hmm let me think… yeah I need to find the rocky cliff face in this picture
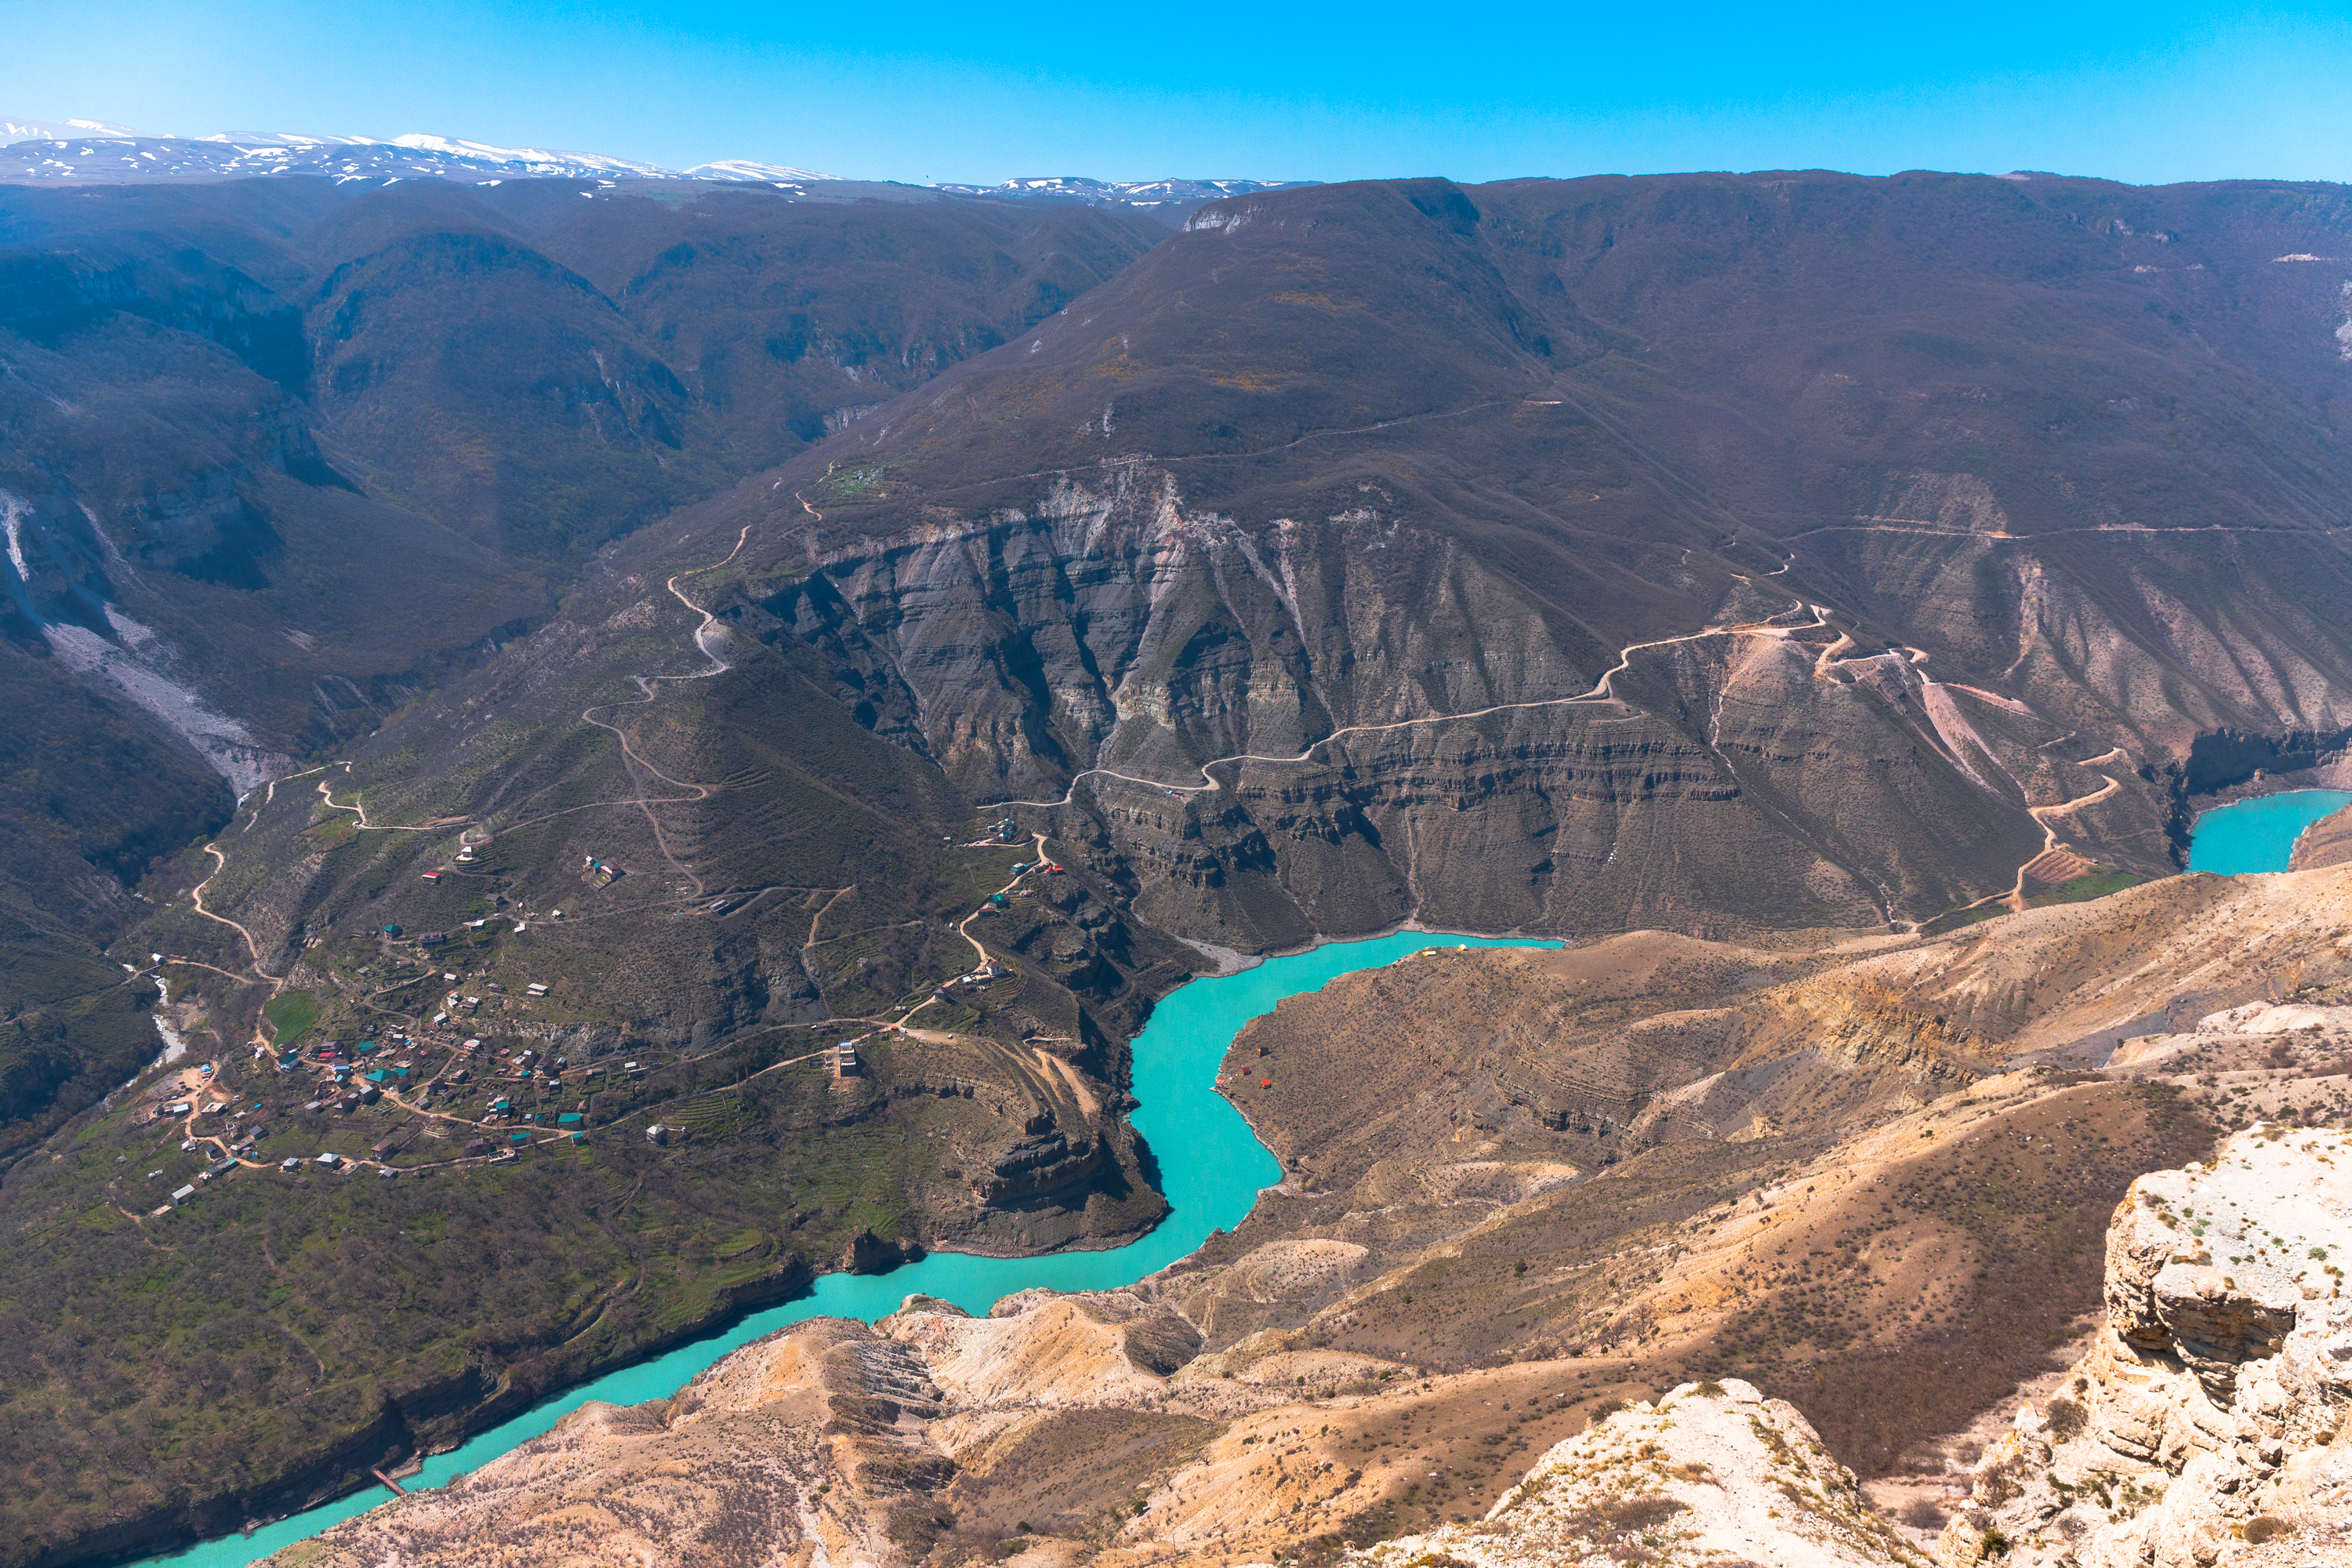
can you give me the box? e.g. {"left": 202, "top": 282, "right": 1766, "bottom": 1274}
{"left": 2289, "top": 804, "right": 2352, "bottom": 873}
{"left": 727, "top": 474, "right": 2209, "bottom": 946}
{"left": 639, "top": 169, "right": 2352, "bottom": 947}
{"left": 1938, "top": 1128, "right": 2352, "bottom": 1568}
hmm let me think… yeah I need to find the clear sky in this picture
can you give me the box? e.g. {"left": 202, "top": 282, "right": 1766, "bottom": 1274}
{"left": 4, "top": 1, "right": 2347, "bottom": 187}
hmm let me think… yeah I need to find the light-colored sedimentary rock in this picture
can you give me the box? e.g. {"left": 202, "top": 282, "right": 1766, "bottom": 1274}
{"left": 266, "top": 1316, "right": 950, "bottom": 1568}
{"left": 2289, "top": 804, "right": 2352, "bottom": 873}
{"left": 1348, "top": 1378, "right": 1926, "bottom": 1568}
{"left": 264, "top": 1289, "right": 1247, "bottom": 1568}
{"left": 1937, "top": 1127, "right": 2352, "bottom": 1568}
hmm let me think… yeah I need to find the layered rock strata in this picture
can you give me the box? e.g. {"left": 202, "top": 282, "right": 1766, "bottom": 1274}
{"left": 1938, "top": 1127, "right": 2352, "bottom": 1568}
{"left": 2289, "top": 804, "right": 2352, "bottom": 873}
{"left": 266, "top": 1289, "right": 1241, "bottom": 1568}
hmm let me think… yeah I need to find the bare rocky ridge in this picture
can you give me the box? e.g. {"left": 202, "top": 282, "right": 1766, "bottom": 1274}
{"left": 262, "top": 1127, "right": 2352, "bottom": 1568}
{"left": 1352, "top": 1379, "right": 1927, "bottom": 1568}
{"left": 1936, "top": 1127, "right": 2352, "bottom": 1568}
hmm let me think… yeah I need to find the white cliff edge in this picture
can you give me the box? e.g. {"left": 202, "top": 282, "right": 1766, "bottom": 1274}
{"left": 1938, "top": 1127, "right": 2352, "bottom": 1567}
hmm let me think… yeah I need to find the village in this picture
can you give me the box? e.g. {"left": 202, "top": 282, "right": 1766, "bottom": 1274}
{"left": 118, "top": 822, "right": 1065, "bottom": 1219}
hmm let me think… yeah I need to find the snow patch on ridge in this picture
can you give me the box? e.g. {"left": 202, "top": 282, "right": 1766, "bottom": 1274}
{"left": 42, "top": 622, "right": 296, "bottom": 793}
{"left": 390, "top": 132, "right": 673, "bottom": 180}
{"left": 684, "top": 159, "right": 840, "bottom": 183}
{"left": 1, "top": 488, "right": 29, "bottom": 579}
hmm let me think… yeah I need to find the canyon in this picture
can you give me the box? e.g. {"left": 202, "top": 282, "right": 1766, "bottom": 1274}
{"left": 13, "top": 166, "right": 2352, "bottom": 1566}
{"left": 263, "top": 864, "right": 2352, "bottom": 1568}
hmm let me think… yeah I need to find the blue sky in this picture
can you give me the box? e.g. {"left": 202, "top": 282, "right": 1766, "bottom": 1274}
{"left": 5, "top": 2, "right": 2348, "bottom": 186}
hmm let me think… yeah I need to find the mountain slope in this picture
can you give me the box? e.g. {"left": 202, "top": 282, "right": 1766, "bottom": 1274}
{"left": 19, "top": 167, "right": 2352, "bottom": 1568}
{"left": 526, "top": 172, "right": 2352, "bottom": 949}
{"left": 0, "top": 176, "right": 1163, "bottom": 1149}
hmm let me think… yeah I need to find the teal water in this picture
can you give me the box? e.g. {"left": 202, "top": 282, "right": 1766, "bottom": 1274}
{"left": 2187, "top": 789, "right": 2352, "bottom": 876}
{"left": 139, "top": 929, "right": 1558, "bottom": 1567}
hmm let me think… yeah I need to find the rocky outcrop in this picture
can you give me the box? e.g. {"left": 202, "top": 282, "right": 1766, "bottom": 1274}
{"left": 840, "top": 1228, "right": 923, "bottom": 1274}
{"left": 263, "top": 1288, "right": 1223, "bottom": 1568}
{"left": 881, "top": 1287, "right": 1203, "bottom": 1406}
{"left": 2289, "top": 804, "right": 2352, "bottom": 872}
{"left": 1349, "top": 1378, "right": 1926, "bottom": 1568}
{"left": 267, "top": 1316, "right": 956, "bottom": 1568}
{"left": 741, "top": 492, "right": 2049, "bottom": 941}
{"left": 1937, "top": 1128, "right": 2352, "bottom": 1567}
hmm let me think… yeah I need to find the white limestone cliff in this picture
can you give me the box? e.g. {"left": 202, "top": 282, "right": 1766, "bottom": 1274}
{"left": 1938, "top": 1127, "right": 2352, "bottom": 1567}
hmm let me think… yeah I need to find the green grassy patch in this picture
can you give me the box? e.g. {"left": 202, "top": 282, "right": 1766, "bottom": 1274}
{"left": 2027, "top": 868, "right": 2143, "bottom": 909}
{"left": 1918, "top": 867, "right": 2140, "bottom": 936}
{"left": 263, "top": 990, "right": 321, "bottom": 1043}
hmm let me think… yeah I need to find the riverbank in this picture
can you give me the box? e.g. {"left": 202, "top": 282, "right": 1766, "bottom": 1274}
{"left": 126, "top": 930, "right": 1559, "bottom": 1568}
{"left": 2186, "top": 788, "right": 2352, "bottom": 875}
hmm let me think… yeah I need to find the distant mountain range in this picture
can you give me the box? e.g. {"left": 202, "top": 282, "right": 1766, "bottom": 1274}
{"left": 0, "top": 114, "right": 1307, "bottom": 221}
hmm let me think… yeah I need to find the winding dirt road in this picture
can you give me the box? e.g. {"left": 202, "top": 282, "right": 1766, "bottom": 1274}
{"left": 575, "top": 522, "right": 756, "bottom": 895}
{"left": 981, "top": 608, "right": 1834, "bottom": 811}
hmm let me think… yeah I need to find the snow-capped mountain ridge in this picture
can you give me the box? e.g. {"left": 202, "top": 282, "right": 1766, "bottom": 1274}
{"left": 0, "top": 113, "right": 1298, "bottom": 216}
{"left": 0, "top": 114, "right": 821, "bottom": 183}
{"left": 683, "top": 158, "right": 841, "bottom": 184}
{"left": 1, "top": 116, "right": 143, "bottom": 141}
{"left": 936, "top": 175, "right": 1308, "bottom": 210}
{"left": 389, "top": 132, "right": 680, "bottom": 180}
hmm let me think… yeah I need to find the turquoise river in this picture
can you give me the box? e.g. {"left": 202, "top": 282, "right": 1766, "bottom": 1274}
{"left": 140, "top": 929, "right": 1559, "bottom": 1567}
{"left": 2186, "top": 789, "right": 2352, "bottom": 876}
